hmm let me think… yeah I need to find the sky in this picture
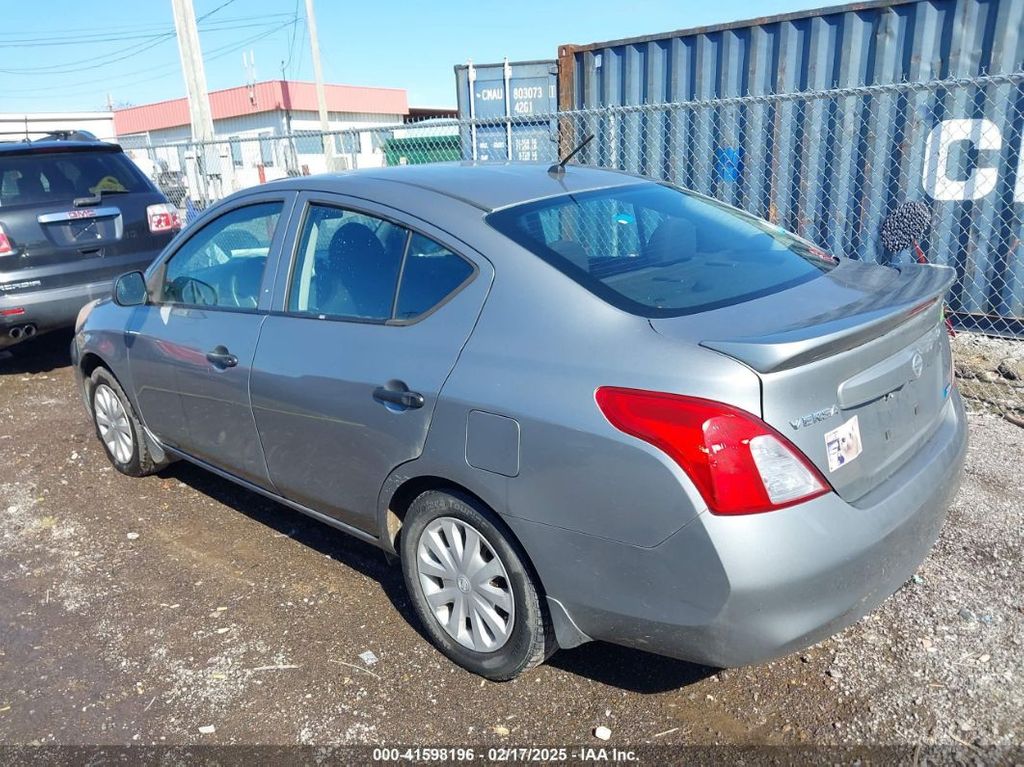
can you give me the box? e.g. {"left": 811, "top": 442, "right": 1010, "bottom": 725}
{"left": 1, "top": 0, "right": 830, "bottom": 113}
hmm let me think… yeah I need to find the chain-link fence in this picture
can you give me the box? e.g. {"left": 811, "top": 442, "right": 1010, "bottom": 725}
{"left": 125, "top": 72, "right": 1024, "bottom": 421}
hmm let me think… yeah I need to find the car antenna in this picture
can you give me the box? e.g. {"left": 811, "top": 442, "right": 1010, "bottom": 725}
{"left": 547, "top": 133, "right": 594, "bottom": 177}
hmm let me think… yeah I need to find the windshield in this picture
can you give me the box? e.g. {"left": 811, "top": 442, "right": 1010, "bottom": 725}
{"left": 0, "top": 150, "right": 150, "bottom": 208}
{"left": 486, "top": 183, "right": 836, "bottom": 317}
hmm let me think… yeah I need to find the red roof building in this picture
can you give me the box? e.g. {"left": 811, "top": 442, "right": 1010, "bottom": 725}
{"left": 114, "top": 80, "right": 409, "bottom": 136}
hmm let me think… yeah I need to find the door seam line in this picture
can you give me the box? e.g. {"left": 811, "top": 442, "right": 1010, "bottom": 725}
{"left": 248, "top": 312, "right": 280, "bottom": 495}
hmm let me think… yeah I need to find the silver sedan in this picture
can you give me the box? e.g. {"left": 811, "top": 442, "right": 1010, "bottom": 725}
{"left": 72, "top": 163, "right": 967, "bottom": 680}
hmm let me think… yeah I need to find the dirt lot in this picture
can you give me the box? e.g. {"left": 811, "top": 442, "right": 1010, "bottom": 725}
{"left": 952, "top": 332, "right": 1024, "bottom": 423}
{"left": 1, "top": 331, "right": 1022, "bottom": 756}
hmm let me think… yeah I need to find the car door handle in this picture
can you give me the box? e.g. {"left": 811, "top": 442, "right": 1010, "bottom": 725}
{"left": 373, "top": 382, "right": 424, "bottom": 410}
{"left": 205, "top": 345, "right": 238, "bottom": 369}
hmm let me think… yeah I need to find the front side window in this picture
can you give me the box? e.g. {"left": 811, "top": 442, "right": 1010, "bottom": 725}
{"left": 486, "top": 184, "right": 836, "bottom": 317}
{"left": 161, "top": 202, "right": 281, "bottom": 309}
{"left": 288, "top": 204, "right": 406, "bottom": 321}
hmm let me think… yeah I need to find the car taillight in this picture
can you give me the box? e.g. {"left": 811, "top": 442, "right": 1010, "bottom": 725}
{"left": 595, "top": 387, "right": 830, "bottom": 515}
{"left": 0, "top": 223, "right": 15, "bottom": 256}
{"left": 147, "top": 203, "right": 181, "bottom": 234}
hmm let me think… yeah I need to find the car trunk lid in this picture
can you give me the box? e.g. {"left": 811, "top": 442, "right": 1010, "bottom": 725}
{"left": 651, "top": 260, "right": 956, "bottom": 502}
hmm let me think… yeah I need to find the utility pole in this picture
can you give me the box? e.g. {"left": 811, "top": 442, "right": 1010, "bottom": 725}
{"left": 304, "top": 0, "right": 335, "bottom": 167}
{"left": 281, "top": 58, "right": 298, "bottom": 174}
{"left": 170, "top": 0, "right": 217, "bottom": 201}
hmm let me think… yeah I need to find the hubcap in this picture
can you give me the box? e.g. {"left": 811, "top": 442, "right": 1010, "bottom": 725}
{"left": 93, "top": 384, "right": 133, "bottom": 465}
{"left": 416, "top": 516, "right": 515, "bottom": 653}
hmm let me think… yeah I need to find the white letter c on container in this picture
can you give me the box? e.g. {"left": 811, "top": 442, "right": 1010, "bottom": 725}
{"left": 923, "top": 118, "right": 1002, "bottom": 201}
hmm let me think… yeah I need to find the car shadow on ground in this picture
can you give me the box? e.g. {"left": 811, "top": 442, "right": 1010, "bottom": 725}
{"left": 163, "top": 459, "right": 715, "bottom": 694}
{"left": 0, "top": 330, "right": 73, "bottom": 375}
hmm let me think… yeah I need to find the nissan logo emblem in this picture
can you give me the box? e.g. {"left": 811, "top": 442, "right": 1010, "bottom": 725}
{"left": 911, "top": 351, "right": 924, "bottom": 379}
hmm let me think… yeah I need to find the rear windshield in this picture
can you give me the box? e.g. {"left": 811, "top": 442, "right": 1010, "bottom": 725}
{"left": 486, "top": 184, "right": 836, "bottom": 317}
{"left": 0, "top": 150, "right": 149, "bottom": 208}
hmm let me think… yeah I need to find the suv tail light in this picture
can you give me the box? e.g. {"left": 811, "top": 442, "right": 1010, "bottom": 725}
{"left": 0, "top": 223, "right": 14, "bottom": 256}
{"left": 595, "top": 387, "right": 830, "bottom": 515}
{"left": 147, "top": 203, "right": 181, "bottom": 234}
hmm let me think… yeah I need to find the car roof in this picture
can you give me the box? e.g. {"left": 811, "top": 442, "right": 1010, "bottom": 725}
{"left": 268, "top": 162, "right": 650, "bottom": 212}
{"left": 0, "top": 139, "right": 122, "bottom": 155}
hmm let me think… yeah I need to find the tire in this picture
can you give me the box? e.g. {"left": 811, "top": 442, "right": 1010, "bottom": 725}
{"left": 400, "top": 490, "right": 554, "bottom": 681}
{"left": 89, "top": 367, "right": 159, "bottom": 477}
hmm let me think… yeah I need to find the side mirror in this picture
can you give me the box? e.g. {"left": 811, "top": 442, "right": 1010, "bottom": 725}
{"left": 113, "top": 271, "right": 148, "bottom": 307}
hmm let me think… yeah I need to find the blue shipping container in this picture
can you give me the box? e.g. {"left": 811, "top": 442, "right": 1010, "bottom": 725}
{"left": 557, "top": 0, "right": 1024, "bottom": 335}
{"left": 455, "top": 60, "right": 559, "bottom": 162}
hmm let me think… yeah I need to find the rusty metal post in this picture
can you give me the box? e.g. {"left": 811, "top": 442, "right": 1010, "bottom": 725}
{"left": 557, "top": 45, "right": 578, "bottom": 160}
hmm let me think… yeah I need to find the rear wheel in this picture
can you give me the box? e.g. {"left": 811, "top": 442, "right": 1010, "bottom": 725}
{"left": 89, "top": 367, "right": 159, "bottom": 477}
{"left": 400, "top": 490, "right": 554, "bottom": 680}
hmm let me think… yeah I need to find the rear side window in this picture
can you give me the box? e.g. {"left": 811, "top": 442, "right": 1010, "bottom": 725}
{"left": 288, "top": 204, "right": 406, "bottom": 321}
{"left": 0, "top": 151, "right": 149, "bottom": 208}
{"left": 288, "top": 204, "right": 475, "bottom": 323}
{"left": 395, "top": 234, "right": 474, "bottom": 320}
{"left": 486, "top": 184, "right": 836, "bottom": 317}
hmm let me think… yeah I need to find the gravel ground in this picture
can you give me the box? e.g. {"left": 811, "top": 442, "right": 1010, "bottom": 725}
{"left": 953, "top": 332, "right": 1024, "bottom": 421}
{"left": 0, "top": 331, "right": 1022, "bottom": 757}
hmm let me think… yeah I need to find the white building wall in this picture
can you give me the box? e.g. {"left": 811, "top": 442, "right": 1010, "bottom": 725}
{"left": 286, "top": 110, "right": 403, "bottom": 174}
{"left": 123, "top": 109, "right": 404, "bottom": 197}
{"left": 0, "top": 112, "right": 117, "bottom": 142}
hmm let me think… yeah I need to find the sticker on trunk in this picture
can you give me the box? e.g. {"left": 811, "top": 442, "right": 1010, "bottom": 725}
{"left": 824, "top": 415, "right": 862, "bottom": 472}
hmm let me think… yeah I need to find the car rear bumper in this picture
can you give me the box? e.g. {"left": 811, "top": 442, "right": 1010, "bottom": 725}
{"left": 0, "top": 279, "right": 113, "bottom": 349}
{"left": 508, "top": 390, "right": 968, "bottom": 667}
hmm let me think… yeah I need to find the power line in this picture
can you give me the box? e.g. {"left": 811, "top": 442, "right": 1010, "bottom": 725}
{"left": 3, "top": 19, "right": 300, "bottom": 101}
{"left": 0, "top": 12, "right": 257, "bottom": 36}
{"left": 281, "top": 0, "right": 303, "bottom": 78}
{"left": 2, "top": 1, "right": 297, "bottom": 105}
{"left": 0, "top": 31, "right": 172, "bottom": 48}
{"left": 0, "top": 21, "right": 293, "bottom": 75}
{"left": 0, "top": 13, "right": 291, "bottom": 47}
{"left": 0, "top": 34, "right": 172, "bottom": 73}
{"left": 197, "top": 0, "right": 238, "bottom": 21}
{"left": 294, "top": 11, "right": 309, "bottom": 81}
{"left": 0, "top": 35, "right": 176, "bottom": 75}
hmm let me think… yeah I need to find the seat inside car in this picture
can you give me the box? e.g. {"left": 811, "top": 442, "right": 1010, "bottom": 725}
{"left": 548, "top": 239, "right": 591, "bottom": 271}
{"left": 216, "top": 230, "right": 264, "bottom": 308}
{"left": 645, "top": 216, "right": 697, "bottom": 263}
{"left": 15, "top": 169, "right": 46, "bottom": 203}
{"left": 315, "top": 222, "right": 397, "bottom": 318}
{"left": 45, "top": 170, "right": 76, "bottom": 197}
{"left": 394, "top": 248, "right": 472, "bottom": 319}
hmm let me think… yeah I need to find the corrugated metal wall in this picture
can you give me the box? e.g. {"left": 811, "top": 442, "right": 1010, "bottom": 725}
{"left": 560, "top": 0, "right": 1023, "bottom": 107}
{"left": 557, "top": 0, "right": 1024, "bottom": 333}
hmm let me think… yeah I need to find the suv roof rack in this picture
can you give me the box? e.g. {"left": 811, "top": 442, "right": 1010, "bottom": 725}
{"left": 0, "top": 129, "right": 102, "bottom": 144}
{"left": 33, "top": 130, "right": 100, "bottom": 142}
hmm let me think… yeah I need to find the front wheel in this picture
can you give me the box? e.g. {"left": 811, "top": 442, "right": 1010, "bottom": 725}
{"left": 400, "top": 490, "right": 554, "bottom": 680}
{"left": 89, "top": 367, "right": 159, "bottom": 477}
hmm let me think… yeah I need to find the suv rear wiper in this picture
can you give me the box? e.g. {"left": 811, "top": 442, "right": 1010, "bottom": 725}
{"left": 74, "top": 189, "right": 131, "bottom": 207}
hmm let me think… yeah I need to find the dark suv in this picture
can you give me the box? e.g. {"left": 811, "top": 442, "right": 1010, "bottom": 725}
{"left": 0, "top": 134, "right": 180, "bottom": 350}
